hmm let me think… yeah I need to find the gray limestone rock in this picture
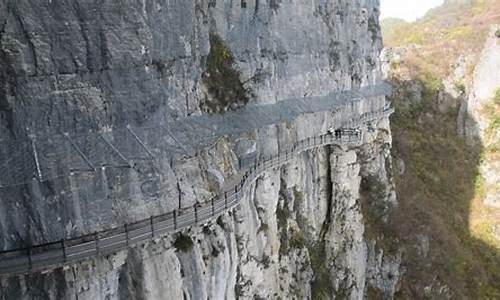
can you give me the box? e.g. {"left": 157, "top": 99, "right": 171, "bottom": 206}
{"left": 0, "top": 0, "right": 400, "bottom": 299}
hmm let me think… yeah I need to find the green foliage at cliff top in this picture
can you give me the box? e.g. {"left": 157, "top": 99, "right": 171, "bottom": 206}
{"left": 382, "top": 0, "right": 499, "bottom": 47}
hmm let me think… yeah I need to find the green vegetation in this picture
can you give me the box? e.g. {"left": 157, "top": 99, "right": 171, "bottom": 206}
{"left": 382, "top": 0, "right": 500, "bottom": 78}
{"left": 292, "top": 187, "right": 303, "bottom": 203}
{"left": 308, "top": 241, "right": 333, "bottom": 300}
{"left": 380, "top": 18, "right": 408, "bottom": 39}
{"left": 454, "top": 81, "right": 466, "bottom": 95}
{"left": 482, "top": 89, "right": 500, "bottom": 135}
{"left": 445, "top": 25, "right": 475, "bottom": 41}
{"left": 201, "top": 34, "right": 251, "bottom": 113}
{"left": 258, "top": 223, "right": 269, "bottom": 233}
{"left": 277, "top": 197, "right": 292, "bottom": 257}
{"left": 493, "top": 88, "right": 500, "bottom": 105}
{"left": 489, "top": 116, "right": 500, "bottom": 131}
{"left": 382, "top": 0, "right": 500, "bottom": 297}
{"left": 359, "top": 176, "right": 399, "bottom": 255}
{"left": 368, "top": 16, "right": 379, "bottom": 44}
{"left": 289, "top": 229, "right": 306, "bottom": 249}
{"left": 276, "top": 184, "right": 333, "bottom": 299}
{"left": 173, "top": 233, "right": 194, "bottom": 253}
{"left": 381, "top": 18, "right": 426, "bottom": 45}
{"left": 388, "top": 76, "right": 500, "bottom": 298}
{"left": 471, "top": 91, "right": 500, "bottom": 264}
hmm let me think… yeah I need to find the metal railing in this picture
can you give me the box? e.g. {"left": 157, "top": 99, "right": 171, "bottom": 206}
{"left": 0, "top": 107, "right": 394, "bottom": 276}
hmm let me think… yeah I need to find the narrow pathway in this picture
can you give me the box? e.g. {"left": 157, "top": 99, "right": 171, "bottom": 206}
{"left": 0, "top": 107, "right": 393, "bottom": 276}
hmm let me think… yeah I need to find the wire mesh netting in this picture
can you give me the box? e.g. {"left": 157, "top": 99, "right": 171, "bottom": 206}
{"left": 0, "top": 83, "right": 391, "bottom": 189}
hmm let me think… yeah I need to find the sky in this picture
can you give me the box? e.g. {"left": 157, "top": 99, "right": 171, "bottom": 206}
{"left": 380, "top": 0, "right": 444, "bottom": 21}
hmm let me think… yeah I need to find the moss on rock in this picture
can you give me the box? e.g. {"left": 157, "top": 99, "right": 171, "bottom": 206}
{"left": 201, "top": 34, "right": 251, "bottom": 113}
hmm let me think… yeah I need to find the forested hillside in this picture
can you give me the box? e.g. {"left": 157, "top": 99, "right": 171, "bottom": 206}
{"left": 381, "top": 0, "right": 500, "bottom": 298}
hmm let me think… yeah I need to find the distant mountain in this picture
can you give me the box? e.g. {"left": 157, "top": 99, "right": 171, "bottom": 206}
{"left": 382, "top": 0, "right": 500, "bottom": 77}
{"left": 380, "top": 18, "right": 408, "bottom": 42}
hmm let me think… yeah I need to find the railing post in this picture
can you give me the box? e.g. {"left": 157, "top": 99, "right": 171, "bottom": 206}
{"left": 173, "top": 210, "right": 177, "bottom": 230}
{"left": 150, "top": 216, "right": 155, "bottom": 238}
{"left": 124, "top": 223, "right": 129, "bottom": 246}
{"left": 94, "top": 232, "right": 99, "bottom": 254}
{"left": 61, "top": 240, "right": 67, "bottom": 262}
{"left": 224, "top": 192, "right": 228, "bottom": 209}
{"left": 194, "top": 204, "right": 198, "bottom": 224}
{"left": 211, "top": 198, "right": 215, "bottom": 216}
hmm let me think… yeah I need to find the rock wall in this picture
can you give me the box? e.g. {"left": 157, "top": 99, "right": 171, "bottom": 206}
{"left": 460, "top": 26, "right": 500, "bottom": 139}
{"left": 459, "top": 27, "right": 500, "bottom": 208}
{"left": 0, "top": 0, "right": 399, "bottom": 299}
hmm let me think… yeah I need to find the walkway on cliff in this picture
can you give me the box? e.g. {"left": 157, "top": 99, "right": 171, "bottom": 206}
{"left": 0, "top": 83, "right": 391, "bottom": 189}
{"left": 0, "top": 107, "right": 394, "bottom": 276}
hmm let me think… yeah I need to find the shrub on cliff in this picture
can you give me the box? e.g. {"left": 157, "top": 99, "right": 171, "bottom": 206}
{"left": 201, "top": 34, "right": 251, "bottom": 113}
{"left": 493, "top": 88, "right": 500, "bottom": 105}
{"left": 174, "top": 233, "right": 194, "bottom": 253}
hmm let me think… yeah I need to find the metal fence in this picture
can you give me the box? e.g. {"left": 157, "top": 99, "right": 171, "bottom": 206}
{"left": 0, "top": 107, "right": 394, "bottom": 276}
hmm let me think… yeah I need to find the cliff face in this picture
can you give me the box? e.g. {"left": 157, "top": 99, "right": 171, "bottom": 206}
{"left": 460, "top": 27, "right": 500, "bottom": 209}
{"left": 0, "top": 0, "right": 397, "bottom": 299}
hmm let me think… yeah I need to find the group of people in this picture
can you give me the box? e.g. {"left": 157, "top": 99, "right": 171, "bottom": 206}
{"left": 329, "top": 128, "right": 362, "bottom": 139}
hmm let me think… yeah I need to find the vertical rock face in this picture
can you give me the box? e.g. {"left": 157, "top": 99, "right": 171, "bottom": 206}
{"left": 0, "top": 0, "right": 399, "bottom": 299}
{"left": 0, "top": 0, "right": 382, "bottom": 135}
{"left": 460, "top": 27, "right": 500, "bottom": 209}
{"left": 461, "top": 27, "right": 500, "bottom": 139}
